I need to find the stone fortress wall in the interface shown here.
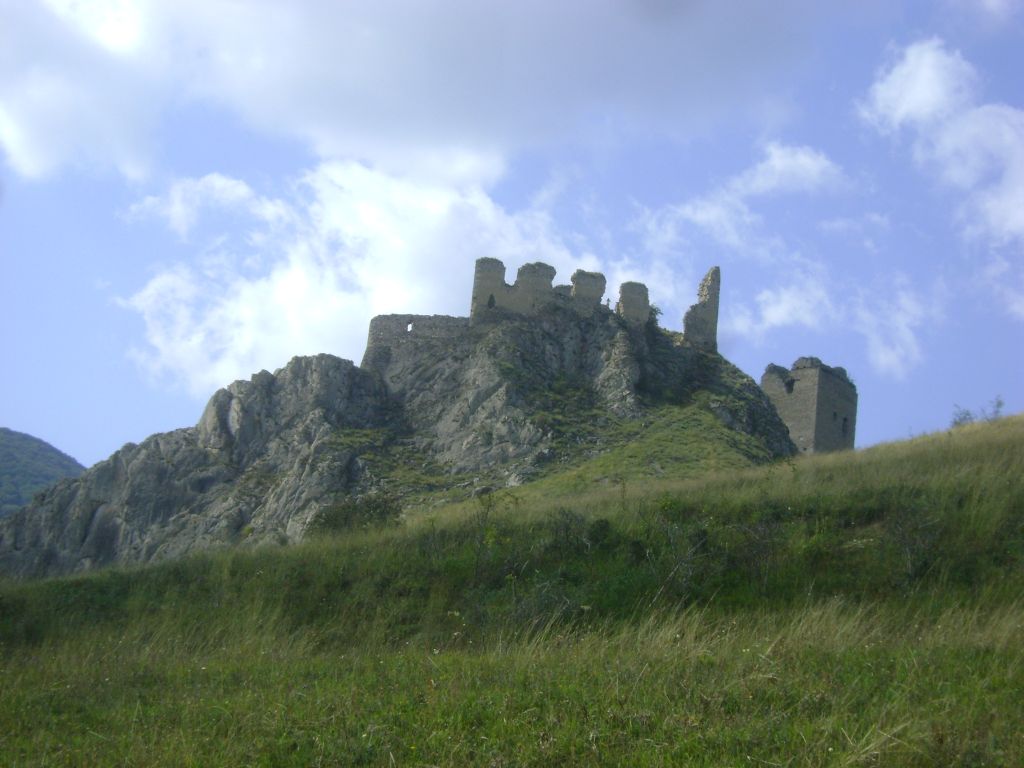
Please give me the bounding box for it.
[362,257,718,369]
[362,257,856,453]
[760,357,857,453]
[361,314,470,370]
[470,257,647,322]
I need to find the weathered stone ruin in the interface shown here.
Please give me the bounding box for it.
[615,282,650,325]
[367,258,725,366]
[364,262,858,459]
[683,267,721,353]
[761,357,857,453]
[364,259,741,370]
[470,257,640,324]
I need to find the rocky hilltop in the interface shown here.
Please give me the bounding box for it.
[0,262,795,579]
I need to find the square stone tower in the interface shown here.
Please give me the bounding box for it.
[761,357,857,453]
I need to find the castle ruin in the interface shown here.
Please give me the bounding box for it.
[364,258,722,371]
[761,357,857,453]
[469,258,646,322]
[363,258,856,454]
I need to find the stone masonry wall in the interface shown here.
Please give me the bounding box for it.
[470,259,557,318]
[469,257,649,325]
[761,363,818,453]
[761,357,856,453]
[361,314,470,371]
[615,282,650,324]
[683,266,720,352]
[812,361,857,452]
[569,269,607,315]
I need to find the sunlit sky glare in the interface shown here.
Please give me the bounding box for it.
[1,1,1022,467]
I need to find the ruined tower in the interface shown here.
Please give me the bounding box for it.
[615,282,650,324]
[683,266,720,352]
[760,357,857,453]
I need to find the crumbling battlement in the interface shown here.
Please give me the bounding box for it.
[469,258,723,354]
[616,282,650,324]
[761,357,857,454]
[470,258,645,323]
[366,258,727,374]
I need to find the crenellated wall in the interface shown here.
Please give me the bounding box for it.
[469,257,649,325]
[470,259,558,318]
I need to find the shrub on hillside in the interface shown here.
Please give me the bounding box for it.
[307,491,402,535]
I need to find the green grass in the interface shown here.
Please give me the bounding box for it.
[3,601,1021,766]
[1,416,1022,765]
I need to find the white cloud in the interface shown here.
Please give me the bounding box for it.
[0,2,160,179]
[859,38,977,132]
[671,196,759,253]
[818,212,890,253]
[983,254,1024,319]
[729,143,845,197]
[861,38,1024,319]
[724,269,837,341]
[931,105,1024,244]
[950,0,1022,22]
[39,0,144,54]
[0,1,825,182]
[637,142,844,256]
[852,285,932,379]
[129,173,289,239]
[633,142,848,349]
[122,163,585,395]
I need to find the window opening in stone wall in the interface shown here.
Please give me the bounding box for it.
[487,294,496,309]
[784,379,795,394]
[406,322,413,333]
[842,417,848,435]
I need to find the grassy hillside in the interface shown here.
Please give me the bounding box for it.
[1,416,1022,765]
[0,427,84,516]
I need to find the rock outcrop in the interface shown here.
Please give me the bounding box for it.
[0,355,391,578]
[0,266,795,580]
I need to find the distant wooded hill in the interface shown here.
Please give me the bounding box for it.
[0,428,84,516]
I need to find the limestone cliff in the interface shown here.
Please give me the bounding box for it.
[0,303,793,580]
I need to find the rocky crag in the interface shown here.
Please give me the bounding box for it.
[0,261,794,579]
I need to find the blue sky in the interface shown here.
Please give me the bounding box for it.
[1,0,1022,467]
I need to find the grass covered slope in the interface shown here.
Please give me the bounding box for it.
[1,416,1022,765]
[0,427,84,516]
